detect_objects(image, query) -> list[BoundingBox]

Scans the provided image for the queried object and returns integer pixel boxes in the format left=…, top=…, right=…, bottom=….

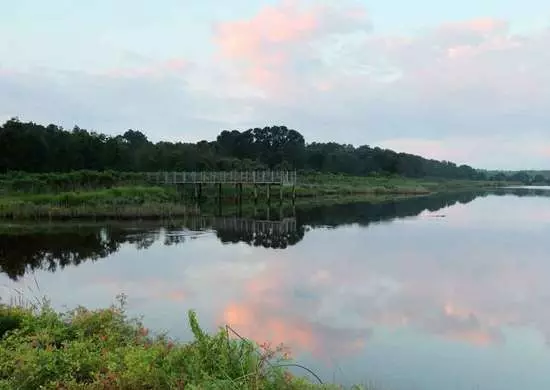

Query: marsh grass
left=0, top=171, right=506, bottom=221
left=0, top=186, right=202, bottom=220
left=297, top=172, right=504, bottom=196
left=0, top=171, right=148, bottom=195
left=0, top=203, right=200, bottom=220
left=0, top=296, right=370, bottom=389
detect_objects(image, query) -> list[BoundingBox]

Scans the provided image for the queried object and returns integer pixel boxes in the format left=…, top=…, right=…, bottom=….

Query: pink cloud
left=213, top=0, right=370, bottom=94
left=213, top=2, right=321, bottom=92
left=216, top=2, right=319, bottom=53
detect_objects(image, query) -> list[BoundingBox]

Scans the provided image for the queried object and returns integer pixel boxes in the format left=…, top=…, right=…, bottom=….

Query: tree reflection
left=0, top=226, right=157, bottom=280
left=1, top=188, right=546, bottom=280
left=296, top=191, right=484, bottom=228
left=216, top=227, right=306, bottom=249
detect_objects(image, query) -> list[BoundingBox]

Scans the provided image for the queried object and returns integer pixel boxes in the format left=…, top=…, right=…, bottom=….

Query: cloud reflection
left=1, top=190, right=550, bottom=366
left=221, top=263, right=372, bottom=360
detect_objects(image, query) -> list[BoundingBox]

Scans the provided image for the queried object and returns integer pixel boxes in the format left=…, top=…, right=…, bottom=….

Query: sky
left=1, top=0, right=549, bottom=169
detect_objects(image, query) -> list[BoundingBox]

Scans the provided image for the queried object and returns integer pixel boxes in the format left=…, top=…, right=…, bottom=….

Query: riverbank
left=0, top=300, right=357, bottom=389
left=0, top=186, right=199, bottom=220
left=0, top=172, right=508, bottom=220
left=297, top=172, right=505, bottom=196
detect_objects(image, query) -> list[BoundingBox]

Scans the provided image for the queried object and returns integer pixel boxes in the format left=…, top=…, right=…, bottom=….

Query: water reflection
left=1, top=188, right=550, bottom=389
left=0, top=191, right=493, bottom=280
left=295, top=191, right=481, bottom=228
left=2, top=189, right=549, bottom=282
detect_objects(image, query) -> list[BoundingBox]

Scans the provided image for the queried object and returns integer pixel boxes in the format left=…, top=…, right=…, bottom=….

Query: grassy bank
left=0, top=299, right=358, bottom=389
left=0, top=186, right=200, bottom=220
left=0, top=171, right=508, bottom=220
left=0, top=170, right=507, bottom=196
left=297, top=172, right=505, bottom=196
left=0, top=171, right=147, bottom=195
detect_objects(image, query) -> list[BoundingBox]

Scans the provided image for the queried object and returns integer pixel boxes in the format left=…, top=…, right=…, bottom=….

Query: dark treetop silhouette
left=1, top=118, right=491, bottom=180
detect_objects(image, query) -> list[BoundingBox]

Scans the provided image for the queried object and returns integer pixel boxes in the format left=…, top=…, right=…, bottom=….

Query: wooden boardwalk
left=146, top=171, right=297, bottom=186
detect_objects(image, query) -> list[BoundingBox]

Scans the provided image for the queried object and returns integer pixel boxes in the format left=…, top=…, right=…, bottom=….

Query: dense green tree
left=509, top=171, right=531, bottom=184
left=533, top=174, right=546, bottom=184
left=4, top=118, right=540, bottom=181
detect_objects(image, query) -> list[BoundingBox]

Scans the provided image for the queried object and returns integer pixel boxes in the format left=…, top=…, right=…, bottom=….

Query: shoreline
left=0, top=174, right=509, bottom=221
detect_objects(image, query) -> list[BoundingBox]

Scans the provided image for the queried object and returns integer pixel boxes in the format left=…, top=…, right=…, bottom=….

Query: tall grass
left=0, top=171, right=148, bottom=195
left=298, top=172, right=504, bottom=196
left=0, top=186, right=178, bottom=206
left=0, top=171, right=506, bottom=221
left=0, top=297, right=364, bottom=389
left=0, top=186, right=202, bottom=220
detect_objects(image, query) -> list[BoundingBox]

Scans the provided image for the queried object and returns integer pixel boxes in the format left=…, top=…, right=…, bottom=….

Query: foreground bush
left=0, top=298, right=346, bottom=389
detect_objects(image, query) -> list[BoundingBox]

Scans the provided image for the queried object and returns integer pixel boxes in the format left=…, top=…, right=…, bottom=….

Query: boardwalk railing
left=146, top=171, right=297, bottom=186
left=180, top=216, right=297, bottom=235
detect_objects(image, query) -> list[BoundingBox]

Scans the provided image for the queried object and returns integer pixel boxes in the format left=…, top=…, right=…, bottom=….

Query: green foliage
left=0, top=170, right=148, bottom=195
left=0, top=306, right=31, bottom=339
left=0, top=185, right=200, bottom=220
left=0, top=172, right=503, bottom=220
left=0, top=118, right=492, bottom=181
left=3, top=186, right=177, bottom=206
left=0, top=299, right=345, bottom=389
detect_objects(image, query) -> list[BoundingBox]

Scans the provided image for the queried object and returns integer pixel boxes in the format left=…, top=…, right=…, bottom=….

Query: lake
left=1, top=188, right=550, bottom=390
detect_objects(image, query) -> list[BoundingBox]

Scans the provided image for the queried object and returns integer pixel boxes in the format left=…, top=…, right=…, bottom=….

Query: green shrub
left=0, top=306, right=29, bottom=339
left=0, top=299, right=344, bottom=389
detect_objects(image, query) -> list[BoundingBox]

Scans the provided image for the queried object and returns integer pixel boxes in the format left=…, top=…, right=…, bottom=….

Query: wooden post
left=254, top=184, right=258, bottom=203
left=218, top=183, right=222, bottom=199
left=279, top=184, right=283, bottom=203
left=292, top=170, right=297, bottom=203
left=238, top=183, right=243, bottom=204
left=267, top=184, right=271, bottom=204
left=177, top=184, right=185, bottom=201
left=197, top=183, right=202, bottom=200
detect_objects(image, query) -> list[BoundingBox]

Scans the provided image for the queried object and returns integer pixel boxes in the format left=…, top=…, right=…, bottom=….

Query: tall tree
left=0, top=118, right=498, bottom=181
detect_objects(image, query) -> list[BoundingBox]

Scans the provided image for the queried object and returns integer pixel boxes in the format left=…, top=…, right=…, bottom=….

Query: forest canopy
left=0, top=118, right=539, bottom=182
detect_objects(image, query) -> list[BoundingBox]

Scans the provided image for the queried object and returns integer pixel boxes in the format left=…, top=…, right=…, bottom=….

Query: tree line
left=0, top=118, right=544, bottom=183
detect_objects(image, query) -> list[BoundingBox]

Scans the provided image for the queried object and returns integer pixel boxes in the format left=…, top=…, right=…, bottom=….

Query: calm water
left=1, top=188, right=550, bottom=390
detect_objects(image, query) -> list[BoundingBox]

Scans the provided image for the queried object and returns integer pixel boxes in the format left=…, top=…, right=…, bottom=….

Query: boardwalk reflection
left=0, top=215, right=302, bottom=280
